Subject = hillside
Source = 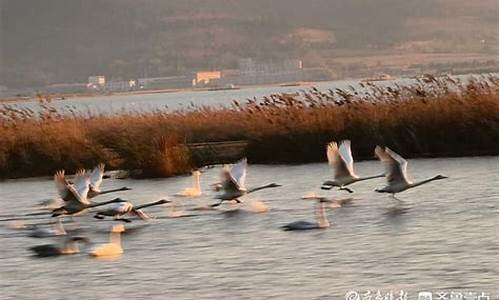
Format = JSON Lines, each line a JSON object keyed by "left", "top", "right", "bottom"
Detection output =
{"left": 0, "top": 0, "right": 498, "bottom": 88}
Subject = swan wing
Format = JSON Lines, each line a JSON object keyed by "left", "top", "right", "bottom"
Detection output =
{"left": 375, "top": 146, "right": 409, "bottom": 184}
{"left": 327, "top": 141, "right": 353, "bottom": 180}
{"left": 220, "top": 166, "right": 238, "bottom": 194}
{"left": 72, "top": 170, "right": 91, "bottom": 205}
{"left": 385, "top": 147, "right": 410, "bottom": 182}
{"left": 339, "top": 140, "right": 356, "bottom": 175}
{"left": 98, "top": 202, "right": 132, "bottom": 216}
{"left": 54, "top": 170, "right": 70, "bottom": 200}
{"left": 229, "top": 158, "right": 247, "bottom": 191}
{"left": 132, "top": 209, "right": 151, "bottom": 220}
{"left": 89, "top": 163, "right": 105, "bottom": 192}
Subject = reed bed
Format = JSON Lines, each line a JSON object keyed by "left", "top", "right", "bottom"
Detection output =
{"left": 0, "top": 75, "right": 498, "bottom": 179}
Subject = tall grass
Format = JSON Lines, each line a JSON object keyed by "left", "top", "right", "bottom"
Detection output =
{"left": 0, "top": 75, "right": 497, "bottom": 179}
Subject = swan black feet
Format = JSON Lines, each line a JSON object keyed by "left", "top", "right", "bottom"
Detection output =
{"left": 339, "top": 187, "right": 354, "bottom": 193}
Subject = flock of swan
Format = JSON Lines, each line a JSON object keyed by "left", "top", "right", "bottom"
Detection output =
{"left": 18, "top": 140, "right": 447, "bottom": 258}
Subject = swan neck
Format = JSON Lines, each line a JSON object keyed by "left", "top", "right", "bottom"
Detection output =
{"left": 136, "top": 201, "right": 163, "bottom": 210}
{"left": 193, "top": 174, "right": 201, "bottom": 190}
{"left": 110, "top": 231, "right": 121, "bottom": 246}
{"left": 90, "top": 199, "right": 119, "bottom": 208}
{"left": 99, "top": 188, "right": 125, "bottom": 195}
{"left": 248, "top": 183, "right": 275, "bottom": 194}
{"left": 54, "top": 218, "right": 66, "bottom": 234}
{"left": 409, "top": 177, "right": 438, "bottom": 188}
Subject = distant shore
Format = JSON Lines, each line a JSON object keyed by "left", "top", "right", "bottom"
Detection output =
{"left": 0, "top": 81, "right": 324, "bottom": 104}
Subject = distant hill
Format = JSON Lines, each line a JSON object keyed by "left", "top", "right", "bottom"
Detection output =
{"left": 0, "top": 0, "right": 498, "bottom": 88}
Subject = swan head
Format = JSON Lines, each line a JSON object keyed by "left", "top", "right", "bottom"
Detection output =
{"left": 433, "top": 175, "right": 448, "bottom": 180}
{"left": 110, "top": 198, "right": 128, "bottom": 203}
{"left": 267, "top": 183, "right": 281, "bottom": 188}
{"left": 112, "top": 224, "right": 125, "bottom": 233}
{"left": 52, "top": 207, "right": 67, "bottom": 217}
{"left": 156, "top": 199, "right": 171, "bottom": 205}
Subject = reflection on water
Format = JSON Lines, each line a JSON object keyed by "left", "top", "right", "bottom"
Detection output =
{"left": 0, "top": 157, "right": 498, "bottom": 299}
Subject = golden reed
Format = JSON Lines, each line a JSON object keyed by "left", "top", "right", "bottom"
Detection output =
{"left": 0, "top": 75, "right": 497, "bottom": 178}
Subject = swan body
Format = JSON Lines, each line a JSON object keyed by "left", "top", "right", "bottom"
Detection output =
{"left": 86, "top": 224, "right": 124, "bottom": 257}
{"left": 215, "top": 158, "right": 248, "bottom": 201}
{"left": 52, "top": 197, "right": 126, "bottom": 217}
{"left": 374, "top": 146, "right": 448, "bottom": 196}
{"left": 282, "top": 200, "right": 331, "bottom": 231}
{"left": 88, "top": 243, "right": 122, "bottom": 257}
{"left": 213, "top": 158, "right": 281, "bottom": 206}
{"left": 175, "top": 170, "right": 202, "bottom": 197}
{"left": 94, "top": 199, "right": 169, "bottom": 222}
{"left": 322, "top": 140, "right": 384, "bottom": 192}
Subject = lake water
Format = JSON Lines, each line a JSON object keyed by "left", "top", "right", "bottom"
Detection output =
{"left": 0, "top": 156, "right": 497, "bottom": 300}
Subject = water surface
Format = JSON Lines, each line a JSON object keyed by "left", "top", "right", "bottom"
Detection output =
{"left": 0, "top": 157, "right": 497, "bottom": 299}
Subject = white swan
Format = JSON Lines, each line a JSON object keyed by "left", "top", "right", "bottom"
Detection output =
{"left": 52, "top": 170, "right": 125, "bottom": 217}
{"left": 175, "top": 170, "right": 202, "bottom": 197}
{"left": 374, "top": 146, "right": 447, "bottom": 198}
{"left": 85, "top": 224, "right": 125, "bottom": 257}
{"left": 212, "top": 158, "right": 281, "bottom": 207}
{"left": 86, "top": 164, "right": 132, "bottom": 198}
{"left": 322, "top": 140, "right": 384, "bottom": 193}
{"left": 94, "top": 199, "right": 170, "bottom": 222}
{"left": 281, "top": 199, "right": 332, "bottom": 231}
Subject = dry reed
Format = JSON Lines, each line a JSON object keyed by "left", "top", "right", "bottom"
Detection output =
{"left": 0, "top": 75, "right": 497, "bottom": 179}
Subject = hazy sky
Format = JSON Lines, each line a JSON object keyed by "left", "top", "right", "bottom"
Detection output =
{"left": 0, "top": 0, "right": 497, "bottom": 88}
